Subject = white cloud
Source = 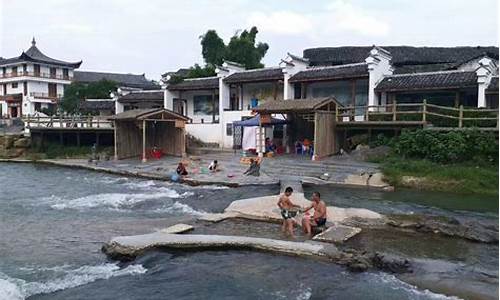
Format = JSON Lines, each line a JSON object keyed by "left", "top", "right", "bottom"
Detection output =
{"left": 325, "top": 0, "right": 390, "bottom": 36}
{"left": 247, "top": 11, "right": 313, "bottom": 35}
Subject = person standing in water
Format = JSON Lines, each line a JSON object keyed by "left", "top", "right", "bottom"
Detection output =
{"left": 277, "top": 187, "right": 301, "bottom": 238}
{"left": 302, "top": 192, "right": 327, "bottom": 236}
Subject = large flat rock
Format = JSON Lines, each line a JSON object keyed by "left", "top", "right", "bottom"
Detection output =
{"left": 103, "top": 232, "right": 341, "bottom": 260}
{"left": 222, "top": 192, "right": 382, "bottom": 224}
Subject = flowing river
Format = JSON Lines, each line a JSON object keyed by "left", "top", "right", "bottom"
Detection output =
{"left": 0, "top": 163, "right": 497, "bottom": 300}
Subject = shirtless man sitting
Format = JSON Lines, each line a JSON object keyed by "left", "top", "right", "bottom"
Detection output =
{"left": 277, "top": 187, "right": 301, "bottom": 238}
{"left": 302, "top": 192, "right": 327, "bottom": 236}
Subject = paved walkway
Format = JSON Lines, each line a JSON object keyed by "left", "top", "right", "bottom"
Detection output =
{"left": 38, "top": 152, "right": 381, "bottom": 188}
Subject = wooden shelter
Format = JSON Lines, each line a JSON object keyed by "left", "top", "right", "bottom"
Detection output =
{"left": 109, "top": 108, "right": 189, "bottom": 161}
{"left": 254, "top": 97, "right": 341, "bottom": 158}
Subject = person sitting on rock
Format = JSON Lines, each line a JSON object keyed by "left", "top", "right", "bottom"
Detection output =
{"left": 176, "top": 162, "right": 188, "bottom": 176}
{"left": 302, "top": 191, "right": 327, "bottom": 236}
{"left": 277, "top": 187, "right": 301, "bottom": 238}
{"left": 243, "top": 158, "right": 260, "bottom": 176}
{"left": 208, "top": 160, "right": 219, "bottom": 172}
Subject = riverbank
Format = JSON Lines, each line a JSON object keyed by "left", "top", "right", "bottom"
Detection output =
{"left": 0, "top": 153, "right": 390, "bottom": 189}
{"left": 378, "top": 156, "right": 499, "bottom": 196}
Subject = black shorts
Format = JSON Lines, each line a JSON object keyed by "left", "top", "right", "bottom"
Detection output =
{"left": 281, "top": 209, "right": 297, "bottom": 220}
{"left": 314, "top": 218, "right": 327, "bottom": 227}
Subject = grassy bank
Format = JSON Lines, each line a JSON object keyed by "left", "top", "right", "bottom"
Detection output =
{"left": 379, "top": 156, "right": 498, "bottom": 196}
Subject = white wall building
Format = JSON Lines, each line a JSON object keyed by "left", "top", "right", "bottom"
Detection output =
{"left": 0, "top": 38, "right": 81, "bottom": 118}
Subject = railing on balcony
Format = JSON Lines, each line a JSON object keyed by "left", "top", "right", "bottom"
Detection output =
{"left": 29, "top": 92, "right": 63, "bottom": 100}
{"left": 335, "top": 100, "right": 499, "bottom": 130}
{"left": 0, "top": 71, "right": 72, "bottom": 80}
{"left": 24, "top": 115, "right": 113, "bottom": 129}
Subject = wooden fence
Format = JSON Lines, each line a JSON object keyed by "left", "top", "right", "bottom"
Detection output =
{"left": 336, "top": 100, "right": 499, "bottom": 130}
{"left": 24, "top": 115, "right": 113, "bottom": 129}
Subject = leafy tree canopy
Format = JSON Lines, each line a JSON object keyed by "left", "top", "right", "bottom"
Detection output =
{"left": 185, "top": 26, "right": 269, "bottom": 79}
{"left": 61, "top": 79, "right": 117, "bottom": 114}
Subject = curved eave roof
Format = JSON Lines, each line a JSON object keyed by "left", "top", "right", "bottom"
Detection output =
{"left": 19, "top": 50, "right": 82, "bottom": 68}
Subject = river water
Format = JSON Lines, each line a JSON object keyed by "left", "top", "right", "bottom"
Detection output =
{"left": 0, "top": 163, "right": 497, "bottom": 300}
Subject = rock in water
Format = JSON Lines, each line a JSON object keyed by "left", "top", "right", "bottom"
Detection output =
{"left": 313, "top": 225, "right": 362, "bottom": 243}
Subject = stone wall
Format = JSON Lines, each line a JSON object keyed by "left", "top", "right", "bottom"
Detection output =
{"left": 0, "top": 135, "right": 30, "bottom": 158}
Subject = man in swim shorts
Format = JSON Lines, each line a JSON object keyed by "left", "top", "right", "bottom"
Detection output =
{"left": 277, "top": 186, "right": 301, "bottom": 238}
{"left": 302, "top": 192, "right": 327, "bottom": 236}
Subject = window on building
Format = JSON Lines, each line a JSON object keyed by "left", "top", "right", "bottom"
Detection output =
{"left": 34, "top": 64, "right": 40, "bottom": 76}
{"left": 294, "top": 84, "right": 302, "bottom": 99}
{"left": 226, "top": 123, "right": 233, "bottom": 136}
{"left": 23, "top": 82, "right": 27, "bottom": 96}
{"left": 193, "top": 95, "right": 219, "bottom": 116}
{"left": 12, "top": 67, "right": 17, "bottom": 76}
{"left": 50, "top": 68, "right": 56, "bottom": 78}
{"left": 22, "top": 64, "right": 27, "bottom": 74}
{"left": 63, "top": 69, "right": 69, "bottom": 79}
{"left": 3, "top": 84, "right": 6, "bottom": 95}
{"left": 48, "top": 83, "right": 57, "bottom": 97}
{"left": 12, "top": 82, "right": 18, "bottom": 89}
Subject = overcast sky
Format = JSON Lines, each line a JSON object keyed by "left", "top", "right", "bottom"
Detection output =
{"left": 0, "top": 0, "right": 498, "bottom": 81}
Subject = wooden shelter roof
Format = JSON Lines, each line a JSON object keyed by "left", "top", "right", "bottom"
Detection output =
{"left": 109, "top": 108, "right": 189, "bottom": 121}
{"left": 254, "top": 97, "right": 341, "bottom": 113}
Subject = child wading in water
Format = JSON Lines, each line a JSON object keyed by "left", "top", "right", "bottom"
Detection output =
{"left": 277, "top": 187, "right": 301, "bottom": 238}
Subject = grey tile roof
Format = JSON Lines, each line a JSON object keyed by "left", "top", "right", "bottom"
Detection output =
{"left": 117, "top": 91, "right": 164, "bottom": 103}
{"left": 109, "top": 108, "right": 188, "bottom": 121}
{"left": 304, "top": 46, "right": 499, "bottom": 67}
{"left": 254, "top": 97, "right": 341, "bottom": 113}
{"left": 289, "top": 63, "right": 368, "bottom": 82}
{"left": 393, "top": 63, "right": 456, "bottom": 74}
{"left": 375, "top": 71, "right": 478, "bottom": 92}
{"left": 80, "top": 100, "right": 115, "bottom": 111}
{"left": 74, "top": 71, "right": 159, "bottom": 89}
{"left": 487, "top": 77, "right": 499, "bottom": 93}
{"left": 223, "top": 67, "right": 284, "bottom": 83}
{"left": 167, "top": 76, "right": 219, "bottom": 91}
{"left": 161, "top": 68, "right": 191, "bottom": 79}
{"left": 0, "top": 44, "right": 82, "bottom": 68}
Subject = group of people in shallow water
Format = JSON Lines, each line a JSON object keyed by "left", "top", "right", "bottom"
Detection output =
{"left": 277, "top": 187, "right": 327, "bottom": 238}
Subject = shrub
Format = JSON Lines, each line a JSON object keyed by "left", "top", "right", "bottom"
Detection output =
{"left": 393, "top": 129, "right": 498, "bottom": 164}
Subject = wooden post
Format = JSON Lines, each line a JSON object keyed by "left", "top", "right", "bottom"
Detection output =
{"left": 422, "top": 99, "right": 427, "bottom": 123}
{"left": 142, "top": 120, "right": 147, "bottom": 162}
{"left": 459, "top": 105, "right": 463, "bottom": 128}
{"left": 335, "top": 105, "right": 339, "bottom": 122}
{"left": 114, "top": 121, "right": 118, "bottom": 160}
{"left": 392, "top": 100, "right": 397, "bottom": 121}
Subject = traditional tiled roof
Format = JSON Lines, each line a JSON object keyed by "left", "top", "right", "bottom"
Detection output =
{"left": 74, "top": 71, "right": 158, "bottom": 89}
{"left": 161, "top": 68, "right": 191, "bottom": 79}
{"left": 289, "top": 63, "right": 368, "bottom": 83}
{"left": 254, "top": 97, "right": 341, "bottom": 113}
{"left": 80, "top": 100, "right": 115, "bottom": 111}
{"left": 223, "top": 67, "right": 283, "bottom": 84}
{"left": 117, "top": 91, "right": 164, "bottom": 103}
{"left": 393, "top": 63, "right": 456, "bottom": 74}
{"left": 375, "top": 71, "right": 478, "bottom": 92}
{"left": 304, "top": 46, "right": 499, "bottom": 67}
{"left": 109, "top": 108, "right": 188, "bottom": 121}
{"left": 486, "top": 77, "right": 499, "bottom": 93}
{"left": 167, "top": 76, "right": 219, "bottom": 91}
{"left": 0, "top": 39, "right": 81, "bottom": 68}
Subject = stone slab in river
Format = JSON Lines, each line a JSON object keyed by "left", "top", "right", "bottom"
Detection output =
{"left": 313, "top": 225, "right": 362, "bottom": 243}
{"left": 158, "top": 223, "right": 194, "bottom": 234}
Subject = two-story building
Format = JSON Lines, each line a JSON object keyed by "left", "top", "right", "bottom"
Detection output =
{"left": 162, "top": 45, "right": 498, "bottom": 150}
{"left": 0, "top": 38, "right": 81, "bottom": 118}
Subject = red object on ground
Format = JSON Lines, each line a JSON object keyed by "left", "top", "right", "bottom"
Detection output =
{"left": 276, "top": 146, "right": 284, "bottom": 155}
{"left": 151, "top": 148, "right": 163, "bottom": 159}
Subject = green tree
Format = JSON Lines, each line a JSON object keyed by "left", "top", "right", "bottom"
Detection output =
{"left": 184, "top": 26, "right": 269, "bottom": 79}
{"left": 200, "top": 30, "right": 226, "bottom": 67}
{"left": 61, "top": 79, "right": 117, "bottom": 114}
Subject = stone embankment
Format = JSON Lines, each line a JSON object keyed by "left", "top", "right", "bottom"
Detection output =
{"left": 0, "top": 135, "right": 30, "bottom": 158}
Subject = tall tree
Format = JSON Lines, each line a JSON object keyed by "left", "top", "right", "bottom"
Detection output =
{"left": 200, "top": 30, "right": 226, "bottom": 67}
{"left": 184, "top": 26, "right": 269, "bottom": 79}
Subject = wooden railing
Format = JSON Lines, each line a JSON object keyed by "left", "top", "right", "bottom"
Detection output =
{"left": 335, "top": 101, "right": 499, "bottom": 129}
{"left": 1, "top": 71, "right": 72, "bottom": 80}
{"left": 23, "top": 115, "right": 113, "bottom": 129}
